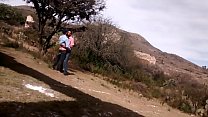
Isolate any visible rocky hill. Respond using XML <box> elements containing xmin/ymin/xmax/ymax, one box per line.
<box><xmin>128</xmin><ymin>32</ymin><xmax>208</xmax><ymax>84</ymax></box>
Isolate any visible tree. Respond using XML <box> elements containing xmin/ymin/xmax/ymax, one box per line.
<box><xmin>23</xmin><ymin>0</ymin><xmax>105</xmax><ymax>52</ymax></box>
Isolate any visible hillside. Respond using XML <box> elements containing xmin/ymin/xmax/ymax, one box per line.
<box><xmin>0</xmin><ymin>46</ymin><xmax>193</xmax><ymax>117</ymax></box>
<box><xmin>128</xmin><ymin>32</ymin><xmax>208</xmax><ymax>84</ymax></box>
<box><xmin>14</xmin><ymin>5</ymin><xmax>36</xmax><ymax>17</ymax></box>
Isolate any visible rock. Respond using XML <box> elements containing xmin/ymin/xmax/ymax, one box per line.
<box><xmin>138</xmin><ymin>93</ymin><xmax>143</xmax><ymax>98</ymax></box>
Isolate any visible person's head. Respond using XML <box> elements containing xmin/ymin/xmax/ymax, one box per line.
<box><xmin>66</xmin><ymin>31</ymin><xmax>72</xmax><ymax>37</ymax></box>
<box><xmin>62</xmin><ymin>29</ymin><xmax>68</xmax><ymax>35</ymax></box>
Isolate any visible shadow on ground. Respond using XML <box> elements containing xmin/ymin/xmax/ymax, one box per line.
<box><xmin>0</xmin><ymin>52</ymin><xmax>144</xmax><ymax>117</ymax></box>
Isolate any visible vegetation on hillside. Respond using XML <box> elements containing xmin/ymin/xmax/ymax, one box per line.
<box><xmin>0</xmin><ymin>3</ymin><xmax>24</xmax><ymax>25</ymax></box>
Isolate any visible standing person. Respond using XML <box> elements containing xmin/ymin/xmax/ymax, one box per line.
<box><xmin>60</xmin><ymin>30</ymin><xmax>74</xmax><ymax>75</ymax></box>
<box><xmin>53</xmin><ymin>29</ymin><xmax>68</xmax><ymax>71</ymax></box>
<box><xmin>52</xmin><ymin>29</ymin><xmax>67</xmax><ymax>71</ymax></box>
<box><xmin>63</xmin><ymin>31</ymin><xmax>74</xmax><ymax>75</ymax></box>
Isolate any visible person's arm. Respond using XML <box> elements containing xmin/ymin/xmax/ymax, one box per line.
<box><xmin>70</xmin><ymin>36</ymin><xmax>74</xmax><ymax>48</ymax></box>
<box><xmin>58</xmin><ymin>36</ymin><xmax>67</xmax><ymax>51</ymax></box>
<box><xmin>59</xmin><ymin>42</ymin><xmax>66</xmax><ymax>51</ymax></box>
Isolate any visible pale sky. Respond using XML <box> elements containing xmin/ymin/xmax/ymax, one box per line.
<box><xmin>1</xmin><ymin>0</ymin><xmax>208</xmax><ymax>66</ymax></box>
<box><xmin>102</xmin><ymin>0</ymin><xmax>208</xmax><ymax>66</ymax></box>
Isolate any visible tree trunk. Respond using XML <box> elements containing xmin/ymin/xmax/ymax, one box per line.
<box><xmin>42</xmin><ymin>17</ymin><xmax>63</xmax><ymax>53</ymax></box>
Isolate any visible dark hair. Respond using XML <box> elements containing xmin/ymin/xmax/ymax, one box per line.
<box><xmin>62</xmin><ymin>29</ymin><xmax>69</xmax><ymax>34</ymax></box>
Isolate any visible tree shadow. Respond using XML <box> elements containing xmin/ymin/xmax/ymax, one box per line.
<box><xmin>0</xmin><ymin>52</ymin><xmax>144</xmax><ymax>117</ymax></box>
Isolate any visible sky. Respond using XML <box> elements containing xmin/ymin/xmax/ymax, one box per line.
<box><xmin>102</xmin><ymin>0</ymin><xmax>208</xmax><ymax>66</ymax></box>
<box><xmin>1</xmin><ymin>0</ymin><xmax>208</xmax><ymax>66</ymax></box>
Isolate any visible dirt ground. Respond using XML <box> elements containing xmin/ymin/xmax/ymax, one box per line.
<box><xmin>0</xmin><ymin>47</ymin><xmax>194</xmax><ymax>117</ymax></box>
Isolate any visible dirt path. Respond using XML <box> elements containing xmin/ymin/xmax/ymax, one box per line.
<box><xmin>0</xmin><ymin>47</ymin><xmax>194</xmax><ymax>117</ymax></box>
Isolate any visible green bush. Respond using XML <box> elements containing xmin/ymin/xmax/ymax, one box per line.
<box><xmin>0</xmin><ymin>3</ymin><xmax>25</xmax><ymax>25</ymax></box>
<box><xmin>177</xmin><ymin>101</ymin><xmax>192</xmax><ymax>113</ymax></box>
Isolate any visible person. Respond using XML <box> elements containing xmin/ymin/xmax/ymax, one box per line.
<box><xmin>59</xmin><ymin>30</ymin><xmax>74</xmax><ymax>75</ymax></box>
<box><xmin>52</xmin><ymin>29</ymin><xmax>67</xmax><ymax>71</ymax></box>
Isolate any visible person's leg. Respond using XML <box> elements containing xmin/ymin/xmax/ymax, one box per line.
<box><xmin>53</xmin><ymin>53</ymin><xmax>61</xmax><ymax>70</ymax></box>
<box><xmin>57</xmin><ymin>52</ymin><xmax>66</xmax><ymax>72</ymax></box>
<box><xmin>63</xmin><ymin>51</ymin><xmax>71</xmax><ymax>75</ymax></box>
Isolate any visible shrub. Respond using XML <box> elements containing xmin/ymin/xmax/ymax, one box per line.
<box><xmin>72</xmin><ymin>18</ymin><xmax>133</xmax><ymax>76</ymax></box>
<box><xmin>0</xmin><ymin>3</ymin><xmax>25</xmax><ymax>26</ymax></box>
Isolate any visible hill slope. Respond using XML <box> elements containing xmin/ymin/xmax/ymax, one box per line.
<box><xmin>0</xmin><ymin>47</ymin><xmax>193</xmax><ymax>117</ymax></box>
<box><xmin>128</xmin><ymin>32</ymin><xmax>208</xmax><ymax>84</ymax></box>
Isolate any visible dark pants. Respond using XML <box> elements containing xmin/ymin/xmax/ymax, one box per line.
<box><xmin>53</xmin><ymin>53</ymin><xmax>61</xmax><ymax>68</ymax></box>
<box><xmin>63</xmin><ymin>50</ymin><xmax>71</xmax><ymax>74</ymax></box>
<box><xmin>53</xmin><ymin>51</ymin><xmax>66</xmax><ymax>72</ymax></box>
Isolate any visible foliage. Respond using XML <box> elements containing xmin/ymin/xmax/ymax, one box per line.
<box><xmin>23</xmin><ymin>0</ymin><xmax>105</xmax><ymax>52</ymax></box>
<box><xmin>0</xmin><ymin>3</ymin><xmax>25</xmax><ymax>25</ymax></box>
<box><xmin>22</xmin><ymin>28</ymin><xmax>39</xmax><ymax>47</ymax></box>
<box><xmin>72</xmin><ymin>18</ymin><xmax>133</xmax><ymax>77</ymax></box>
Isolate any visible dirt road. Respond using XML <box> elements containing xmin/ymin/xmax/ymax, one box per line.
<box><xmin>0</xmin><ymin>47</ymin><xmax>194</xmax><ymax>117</ymax></box>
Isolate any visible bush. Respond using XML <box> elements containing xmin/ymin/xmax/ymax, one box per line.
<box><xmin>72</xmin><ymin>18</ymin><xmax>133</xmax><ymax>76</ymax></box>
<box><xmin>0</xmin><ymin>3</ymin><xmax>25</xmax><ymax>25</ymax></box>
<box><xmin>22</xmin><ymin>28</ymin><xmax>39</xmax><ymax>47</ymax></box>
